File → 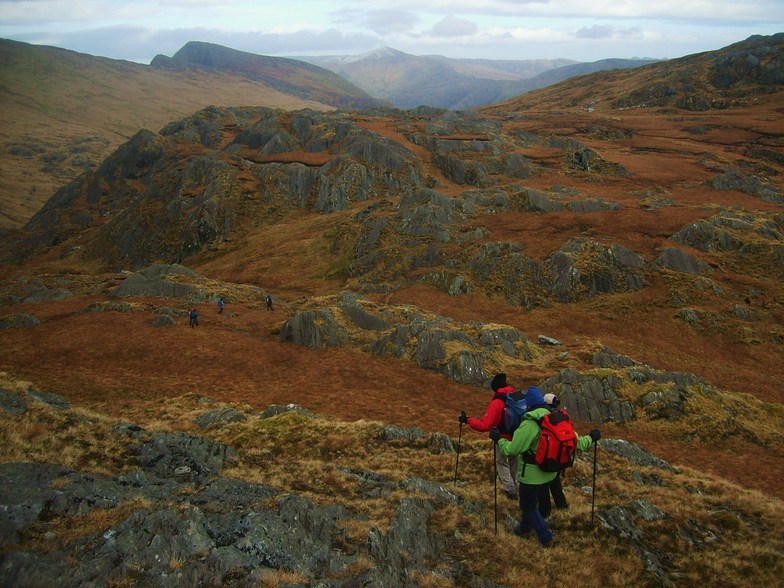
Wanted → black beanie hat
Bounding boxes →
[490,373,507,391]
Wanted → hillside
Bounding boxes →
[151,41,385,111]
[0,39,374,230]
[301,47,653,110]
[1,33,784,586]
[1,375,782,586]
[485,32,784,114]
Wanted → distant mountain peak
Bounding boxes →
[363,47,407,58]
[340,46,410,64]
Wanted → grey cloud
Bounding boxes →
[576,25,616,39]
[575,25,643,40]
[360,10,419,35]
[431,15,478,38]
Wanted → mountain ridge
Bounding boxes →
[151,41,386,111]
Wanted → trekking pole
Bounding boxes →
[591,439,598,524]
[493,440,498,534]
[454,413,464,484]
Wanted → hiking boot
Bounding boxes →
[505,491,518,501]
[513,524,531,538]
[541,538,555,548]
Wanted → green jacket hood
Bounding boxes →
[524,407,551,420]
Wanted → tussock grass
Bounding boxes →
[0,395,133,476]
[253,569,311,587]
[1,373,783,586]
[18,496,152,553]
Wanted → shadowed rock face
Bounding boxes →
[0,393,475,588]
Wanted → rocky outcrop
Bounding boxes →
[671,212,784,273]
[540,369,636,424]
[20,108,425,271]
[539,348,707,424]
[705,171,783,203]
[652,247,707,275]
[511,187,621,213]
[280,294,533,387]
[111,264,203,299]
[467,238,646,306]
[0,313,40,329]
[0,392,481,588]
[0,279,73,307]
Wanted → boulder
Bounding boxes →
[653,247,706,274]
[0,314,40,329]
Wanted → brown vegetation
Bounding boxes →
[1,34,783,585]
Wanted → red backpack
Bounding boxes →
[524,410,578,472]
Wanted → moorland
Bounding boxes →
[0,33,783,587]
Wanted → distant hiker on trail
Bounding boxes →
[459,373,519,500]
[490,386,600,548]
[189,307,199,328]
[217,298,225,314]
[265,294,273,311]
[538,393,569,518]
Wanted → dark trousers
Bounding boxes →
[538,471,569,518]
[517,482,553,545]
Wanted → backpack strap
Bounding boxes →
[491,392,510,433]
[521,415,543,464]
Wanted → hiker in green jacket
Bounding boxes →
[490,386,600,547]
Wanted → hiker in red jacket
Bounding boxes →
[459,373,519,499]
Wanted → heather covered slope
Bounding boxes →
[2,96,783,490]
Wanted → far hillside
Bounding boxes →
[300,47,654,109]
[150,41,385,111]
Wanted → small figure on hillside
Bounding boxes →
[459,373,519,500]
[265,294,273,311]
[189,307,199,327]
[537,393,569,518]
[217,298,225,314]
[490,387,600,548]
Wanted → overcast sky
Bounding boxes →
[1,0,782,64]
